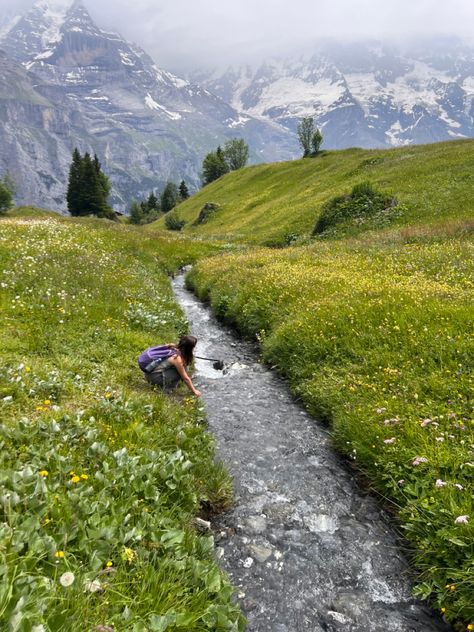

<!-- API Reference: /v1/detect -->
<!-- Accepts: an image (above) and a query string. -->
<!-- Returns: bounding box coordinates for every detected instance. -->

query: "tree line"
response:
[128,180,189,225]
[61,121,322,221]
[67,149,114,219]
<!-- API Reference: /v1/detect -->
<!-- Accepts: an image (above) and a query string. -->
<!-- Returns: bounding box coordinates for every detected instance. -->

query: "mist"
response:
[1,0,474,71]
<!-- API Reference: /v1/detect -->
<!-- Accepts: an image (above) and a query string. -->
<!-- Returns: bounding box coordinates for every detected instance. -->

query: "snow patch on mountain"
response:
[144,93,182,119]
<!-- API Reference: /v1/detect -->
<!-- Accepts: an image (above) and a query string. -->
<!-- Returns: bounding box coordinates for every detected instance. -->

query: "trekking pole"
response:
[195,355,225,370]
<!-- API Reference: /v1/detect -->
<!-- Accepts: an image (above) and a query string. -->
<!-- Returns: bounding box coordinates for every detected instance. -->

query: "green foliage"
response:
[202,146,229,185]
[0,216,243,630]
[311,129,323,155]
[187,234,474,627]
[147,191,160,211]
[179,180,190,201]
[224,138,249,171]
[297,117,314,157]
[66,149,114,219]
[165,212,186,231]
[168,140,474,245]
[0,175,13,215]
[129,200,144,225]
[161,182,179,213]
[194,203,221,226]
[313,181,397,234]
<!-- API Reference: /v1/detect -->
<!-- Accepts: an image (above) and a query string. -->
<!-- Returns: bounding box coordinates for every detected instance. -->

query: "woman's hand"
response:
[169,355,202,397]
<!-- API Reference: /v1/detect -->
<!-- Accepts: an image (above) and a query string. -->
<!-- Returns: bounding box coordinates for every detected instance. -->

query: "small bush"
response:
[194,203,220,226]
[165,212,186,231]
[314,182,396,234]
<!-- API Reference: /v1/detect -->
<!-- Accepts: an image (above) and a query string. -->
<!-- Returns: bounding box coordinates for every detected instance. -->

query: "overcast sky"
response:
[1,0,474,71]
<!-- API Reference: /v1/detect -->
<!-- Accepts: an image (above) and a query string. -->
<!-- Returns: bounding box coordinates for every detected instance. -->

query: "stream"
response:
[173,274,450,632]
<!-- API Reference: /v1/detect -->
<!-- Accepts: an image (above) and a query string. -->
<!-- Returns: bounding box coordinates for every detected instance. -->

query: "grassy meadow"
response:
[160,139,474,245]
[0,212,245,631]
[187,227,474,626]
[1,137,473,630]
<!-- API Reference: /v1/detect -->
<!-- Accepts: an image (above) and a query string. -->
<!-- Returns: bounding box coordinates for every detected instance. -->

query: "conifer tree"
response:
[0,176,13,215]
[67,148,84,216]
[66,149,113,218]
[0,178,12,215]
[161,182,179,213]
[147,191,159,210]
[179,180,189,200]
[129,200,144,225]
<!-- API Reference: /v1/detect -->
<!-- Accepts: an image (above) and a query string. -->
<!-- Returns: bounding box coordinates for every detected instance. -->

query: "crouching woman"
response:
[138,335,201,397]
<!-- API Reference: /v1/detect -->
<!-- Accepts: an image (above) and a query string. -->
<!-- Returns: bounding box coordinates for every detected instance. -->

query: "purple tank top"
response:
[138,345,177,371]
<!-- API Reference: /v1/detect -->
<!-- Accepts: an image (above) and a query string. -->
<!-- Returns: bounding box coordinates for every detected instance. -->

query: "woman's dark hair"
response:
[177,335,197,366]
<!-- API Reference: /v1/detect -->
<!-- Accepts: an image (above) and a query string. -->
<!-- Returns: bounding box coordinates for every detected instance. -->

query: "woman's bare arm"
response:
[168,355,201,397]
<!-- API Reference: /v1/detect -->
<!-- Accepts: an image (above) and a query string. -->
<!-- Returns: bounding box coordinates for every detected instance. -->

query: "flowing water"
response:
[173,274,450,632]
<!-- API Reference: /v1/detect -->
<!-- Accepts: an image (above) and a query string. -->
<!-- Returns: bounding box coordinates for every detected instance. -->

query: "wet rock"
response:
[242,557,254,568]
[245,516,267,533]
[249,544,273,563]
[304,514,340,534]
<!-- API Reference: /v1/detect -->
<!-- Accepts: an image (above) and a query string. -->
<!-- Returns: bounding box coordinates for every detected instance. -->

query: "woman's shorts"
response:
[144,366,181,391]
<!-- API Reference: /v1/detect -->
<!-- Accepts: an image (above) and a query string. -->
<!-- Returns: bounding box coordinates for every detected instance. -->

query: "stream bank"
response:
[173,274,450,632]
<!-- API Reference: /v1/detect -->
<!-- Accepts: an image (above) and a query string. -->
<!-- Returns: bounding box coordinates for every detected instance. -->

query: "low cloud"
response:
[2,0,474,71]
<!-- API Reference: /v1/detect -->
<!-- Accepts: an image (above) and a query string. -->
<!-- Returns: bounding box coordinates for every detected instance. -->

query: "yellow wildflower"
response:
[55,551,65,558]
[80,474,89,480]
[105,392,112,399]
[70,475,80,484]
[467,625,473,631]
[39,470,49,477]
[106,560,113,568]
[44,399,51,406]
[440,608,446,614]
[36,406,45,412]
[25,366,31,373]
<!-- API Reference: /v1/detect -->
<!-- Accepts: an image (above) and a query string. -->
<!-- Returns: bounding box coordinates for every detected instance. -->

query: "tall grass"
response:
[0,214,244,631]
[187,229,474,627]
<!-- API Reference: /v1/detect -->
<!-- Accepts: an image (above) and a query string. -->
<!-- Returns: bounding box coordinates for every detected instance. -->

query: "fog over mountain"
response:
[1,0,474,71]
[0,0,472,213]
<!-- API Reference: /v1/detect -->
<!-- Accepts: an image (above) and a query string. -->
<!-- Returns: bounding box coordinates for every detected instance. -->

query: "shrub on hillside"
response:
[165,211,185,231]
[313,182,397,234]
[194,202,221,226]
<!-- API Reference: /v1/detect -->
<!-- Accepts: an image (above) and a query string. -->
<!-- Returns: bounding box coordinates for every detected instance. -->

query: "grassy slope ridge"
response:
[184,140,474,627]
[0,214,245,631]
[163,139,474,244]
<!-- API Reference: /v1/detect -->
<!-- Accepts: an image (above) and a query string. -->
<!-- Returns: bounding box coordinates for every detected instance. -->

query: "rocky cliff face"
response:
[192,39,474,149]
[0,0,296,212]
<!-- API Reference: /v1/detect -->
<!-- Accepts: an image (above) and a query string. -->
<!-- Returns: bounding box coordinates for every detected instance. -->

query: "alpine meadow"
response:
[1,135,473,630]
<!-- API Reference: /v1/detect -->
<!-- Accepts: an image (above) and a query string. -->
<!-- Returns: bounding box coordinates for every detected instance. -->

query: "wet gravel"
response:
[173,274,451,632]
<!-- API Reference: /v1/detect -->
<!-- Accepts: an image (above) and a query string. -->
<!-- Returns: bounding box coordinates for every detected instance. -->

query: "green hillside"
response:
[161,139,474,244]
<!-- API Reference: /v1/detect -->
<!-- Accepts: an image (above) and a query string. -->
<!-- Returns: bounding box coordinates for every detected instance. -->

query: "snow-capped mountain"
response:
[192,39,474,149]
[0,0,296,211]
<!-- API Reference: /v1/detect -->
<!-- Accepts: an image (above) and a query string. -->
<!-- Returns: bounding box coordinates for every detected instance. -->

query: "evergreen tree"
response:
[129,200,144,225]
[0,176,13,215]
[161,182,179,213]
[202,146,229,185]
[311,129,323,156]
[224,138,249,170]
[179,180,189,200]
[67,148,84,216]
[297,117,314,158]
[147,191,159,211]
[67,149,114,218]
